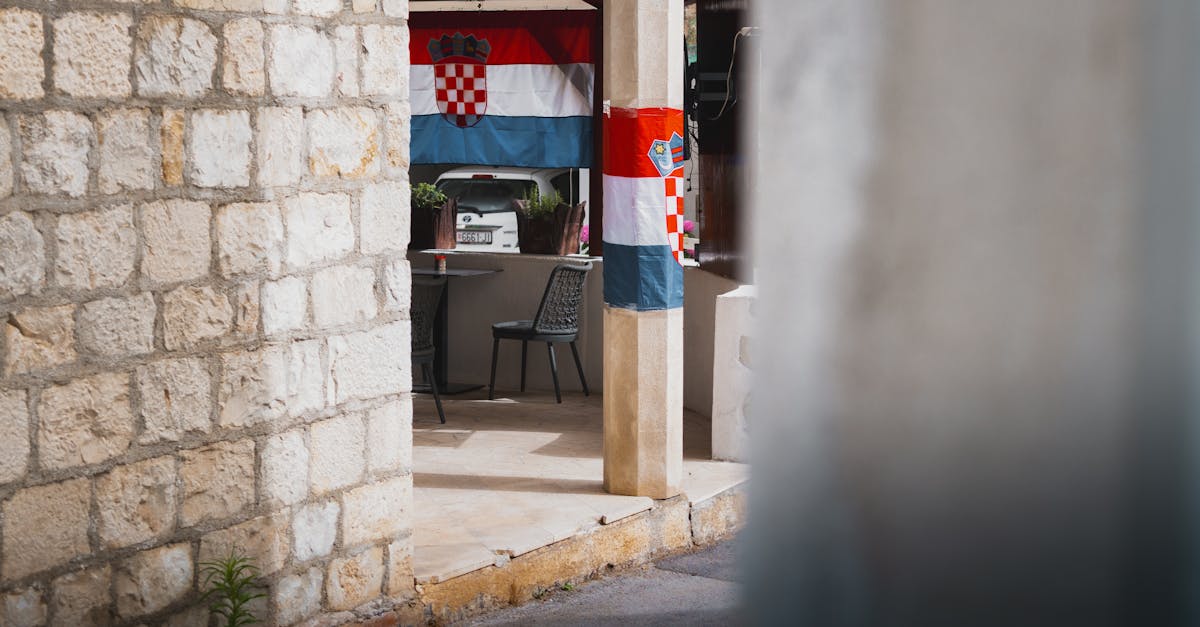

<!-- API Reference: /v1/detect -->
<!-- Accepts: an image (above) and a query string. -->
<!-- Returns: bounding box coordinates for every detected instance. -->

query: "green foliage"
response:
[531,581,576,601]
[200,550,266,627]
[518,186,564,220]
[412,182,447,212]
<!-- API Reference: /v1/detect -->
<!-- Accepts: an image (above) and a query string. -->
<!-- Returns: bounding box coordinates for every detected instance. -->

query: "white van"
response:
[435,166,589,253]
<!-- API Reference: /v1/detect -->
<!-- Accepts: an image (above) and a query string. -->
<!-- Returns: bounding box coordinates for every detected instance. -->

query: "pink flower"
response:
[580,224,590,244]
[683,219,696,235]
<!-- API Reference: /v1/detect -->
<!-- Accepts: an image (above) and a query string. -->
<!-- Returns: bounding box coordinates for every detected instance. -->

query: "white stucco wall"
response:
[682,266,740,419]
[710,284,755,462]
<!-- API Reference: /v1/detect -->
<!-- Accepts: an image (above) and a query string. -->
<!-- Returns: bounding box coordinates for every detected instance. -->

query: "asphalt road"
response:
[462,538,745,627]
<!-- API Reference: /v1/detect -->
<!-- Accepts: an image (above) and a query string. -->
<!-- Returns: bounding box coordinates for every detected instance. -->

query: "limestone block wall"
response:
[0,0,413,624]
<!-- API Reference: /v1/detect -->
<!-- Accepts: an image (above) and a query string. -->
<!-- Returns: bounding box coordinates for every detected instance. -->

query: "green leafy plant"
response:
[517,186,564,220]
[200,549,266,627]
[411,182,447,212]
[560,582,576,591]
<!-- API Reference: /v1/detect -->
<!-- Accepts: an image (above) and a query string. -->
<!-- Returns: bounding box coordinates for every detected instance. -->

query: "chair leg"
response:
[547,342,561,403]
[520,340,528,393]
[488,337,500,400]
[569,341,589,396]
[424,362,446,424]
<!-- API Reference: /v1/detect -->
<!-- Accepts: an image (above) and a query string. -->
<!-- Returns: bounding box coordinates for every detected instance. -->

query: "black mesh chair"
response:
[489,262,591,403]
[411,275,447,423]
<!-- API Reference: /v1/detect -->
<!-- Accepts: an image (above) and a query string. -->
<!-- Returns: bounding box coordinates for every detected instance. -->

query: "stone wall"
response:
[0,0,413,624]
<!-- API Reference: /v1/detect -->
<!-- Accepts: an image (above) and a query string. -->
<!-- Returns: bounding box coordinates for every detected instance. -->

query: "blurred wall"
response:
[746,1,1200,625]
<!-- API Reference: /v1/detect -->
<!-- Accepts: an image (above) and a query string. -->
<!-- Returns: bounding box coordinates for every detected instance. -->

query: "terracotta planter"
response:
[409,197,457,250]
[515,200,586,255]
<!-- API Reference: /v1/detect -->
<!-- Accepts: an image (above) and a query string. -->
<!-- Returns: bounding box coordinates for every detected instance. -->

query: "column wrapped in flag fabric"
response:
[409,11,595,168]
[602,107,686,310]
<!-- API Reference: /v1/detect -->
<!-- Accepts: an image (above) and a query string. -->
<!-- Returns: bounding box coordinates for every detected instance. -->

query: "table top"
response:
[411,267,502,277]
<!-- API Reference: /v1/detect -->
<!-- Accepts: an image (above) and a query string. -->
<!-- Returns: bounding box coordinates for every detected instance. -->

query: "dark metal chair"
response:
[411,275,446,423]
[489,262,591,403]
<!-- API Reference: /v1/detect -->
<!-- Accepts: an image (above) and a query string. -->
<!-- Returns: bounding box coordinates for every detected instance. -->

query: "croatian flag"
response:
[409,11,594,168]
[602,107,686,311]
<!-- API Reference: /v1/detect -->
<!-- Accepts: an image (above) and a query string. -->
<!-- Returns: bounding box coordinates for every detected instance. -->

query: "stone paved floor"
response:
[412,390,748,584]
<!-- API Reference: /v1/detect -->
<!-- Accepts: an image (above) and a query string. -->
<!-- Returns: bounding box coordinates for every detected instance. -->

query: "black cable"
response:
[702,30,744,122]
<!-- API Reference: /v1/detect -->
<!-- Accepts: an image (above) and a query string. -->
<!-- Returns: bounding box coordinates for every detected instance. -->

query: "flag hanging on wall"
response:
[409,10,595,168]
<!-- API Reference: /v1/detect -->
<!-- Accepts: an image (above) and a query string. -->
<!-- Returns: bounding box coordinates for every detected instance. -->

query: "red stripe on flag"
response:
[410,11,594,65]
[603,107,685,179]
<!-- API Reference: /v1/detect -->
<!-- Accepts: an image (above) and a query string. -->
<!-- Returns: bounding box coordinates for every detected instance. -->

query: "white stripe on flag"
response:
[602,174,672,247]
[410,63,594,118]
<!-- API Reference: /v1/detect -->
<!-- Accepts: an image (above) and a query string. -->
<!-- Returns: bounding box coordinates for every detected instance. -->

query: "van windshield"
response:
[437,178,536,214]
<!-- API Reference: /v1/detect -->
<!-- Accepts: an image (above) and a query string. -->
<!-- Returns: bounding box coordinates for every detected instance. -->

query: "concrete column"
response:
[601,0,686,498]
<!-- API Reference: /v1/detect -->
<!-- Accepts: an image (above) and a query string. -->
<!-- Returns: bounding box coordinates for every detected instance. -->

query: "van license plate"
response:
[457,230,492,244]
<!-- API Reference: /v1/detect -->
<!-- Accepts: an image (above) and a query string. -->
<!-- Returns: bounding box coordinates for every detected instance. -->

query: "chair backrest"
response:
[411,275,446,352]
[532,262,592,335]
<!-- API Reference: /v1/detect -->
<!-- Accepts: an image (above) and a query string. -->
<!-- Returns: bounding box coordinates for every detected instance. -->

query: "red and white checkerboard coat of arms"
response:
[665,175,685,263]
[648,132,687,264]
[428,33,491,128]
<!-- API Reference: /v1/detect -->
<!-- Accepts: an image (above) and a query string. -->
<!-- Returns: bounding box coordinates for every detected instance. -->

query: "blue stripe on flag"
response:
[411,115,592,168]
[602,243,683,311]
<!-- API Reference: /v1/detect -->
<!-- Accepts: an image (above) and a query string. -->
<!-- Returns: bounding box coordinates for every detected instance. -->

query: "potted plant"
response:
[409,182,457,250]
[514,187,586,256]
